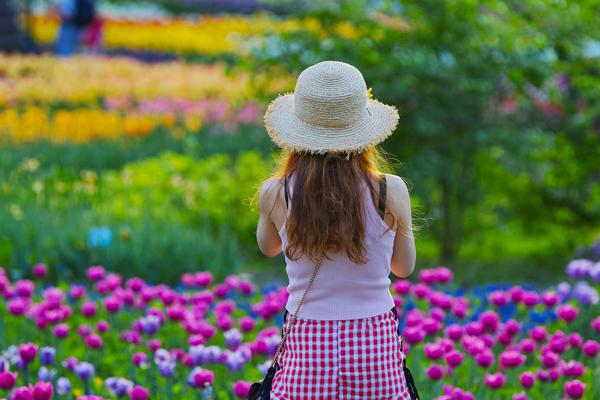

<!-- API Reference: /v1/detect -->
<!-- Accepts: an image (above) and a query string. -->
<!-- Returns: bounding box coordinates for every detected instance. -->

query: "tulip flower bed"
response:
[0,262,598,400]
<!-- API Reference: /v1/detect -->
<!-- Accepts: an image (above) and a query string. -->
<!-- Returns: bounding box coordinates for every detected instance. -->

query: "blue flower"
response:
[88,226,112,248]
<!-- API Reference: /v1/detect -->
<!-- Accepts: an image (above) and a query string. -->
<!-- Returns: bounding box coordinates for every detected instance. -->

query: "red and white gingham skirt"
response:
[270,309,412,400]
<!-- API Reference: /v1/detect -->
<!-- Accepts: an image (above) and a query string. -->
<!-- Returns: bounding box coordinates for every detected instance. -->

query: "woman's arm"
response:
[387,174,416,278]
[256,178,283,257]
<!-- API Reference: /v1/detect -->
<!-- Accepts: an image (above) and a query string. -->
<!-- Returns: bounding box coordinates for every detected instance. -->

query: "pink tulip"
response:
[435,267,453,283]
[7,298,28,315]
[444,350,464,367]
[564,380,586,399]
[129,386,149,400]
[484,372,505,389]
[504,320,521,336]
[592,316,600,333]
[522,291,538,307]
[541,291,559,307]
[0,371,17,390]
[53,323,70,339]
[562,360,585,378]
[513,393,527,400]
[15,280,35,297]
[193,369,215,387]
[85,334,103,349]
[479,311,500,333]
[32,263,48,279]
[520,338,536,354]
[557,304,579,323]
[239,316,255,332]
[96,320,110,333]
[541,351,560,368]
[530,326,547,342]
[86,266,105,281]
[423,343,444,360]
[445,324,464,341]
[508,286,524,302]
[490,291,508,307]
[475,350,494,367]
[519,371,535,388]
[81,302,97,318]
[499,350,525,369]
[19,343,37,363]
[426,364,444,381]
[11,386,32,400]
[232,381,252,398]
[581,340,599,357]
[392,280,411,295]
[32,382,53,400]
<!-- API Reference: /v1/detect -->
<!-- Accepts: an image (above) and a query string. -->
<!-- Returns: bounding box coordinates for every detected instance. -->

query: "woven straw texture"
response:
[265,61,399,155]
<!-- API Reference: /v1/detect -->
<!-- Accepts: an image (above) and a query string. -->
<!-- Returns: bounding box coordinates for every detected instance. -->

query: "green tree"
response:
[244,0,600,273]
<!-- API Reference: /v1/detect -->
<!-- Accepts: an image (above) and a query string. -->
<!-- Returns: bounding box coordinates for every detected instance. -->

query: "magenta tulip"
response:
[232,381,251,398]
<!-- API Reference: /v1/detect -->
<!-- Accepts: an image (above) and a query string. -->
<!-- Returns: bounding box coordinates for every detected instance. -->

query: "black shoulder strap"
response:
[378,175,386,219]
[284,176,289,209]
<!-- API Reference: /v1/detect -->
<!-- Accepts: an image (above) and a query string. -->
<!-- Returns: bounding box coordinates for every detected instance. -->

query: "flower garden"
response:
[2,0,600,399]
[0,258,598,399]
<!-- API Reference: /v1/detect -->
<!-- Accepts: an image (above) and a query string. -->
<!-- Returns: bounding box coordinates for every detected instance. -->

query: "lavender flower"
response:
[189,345,222,365]
[566,259,593,279]
[105,377,133,398]
[139,315,161,336]
[37,366,56,381]
[0,357,9,372]
[257,360,271,375]
[556,282,571,298]
[158,360,176,378]
[224,351,245,371]
[153,349,171,365]
[56,377,72,395]
[590,263,600,283]
[224,328,242,350]
[74,362,95,381]
[572,281,599,306]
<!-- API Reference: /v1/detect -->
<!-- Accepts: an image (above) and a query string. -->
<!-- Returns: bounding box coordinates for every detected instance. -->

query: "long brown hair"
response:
[258,145,409,265]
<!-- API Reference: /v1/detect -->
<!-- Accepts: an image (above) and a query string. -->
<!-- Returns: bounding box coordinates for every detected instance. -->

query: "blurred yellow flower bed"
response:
[0,107,187,143]
[0,54,291,106]
[0,55,293,143]
[30,14,359,55]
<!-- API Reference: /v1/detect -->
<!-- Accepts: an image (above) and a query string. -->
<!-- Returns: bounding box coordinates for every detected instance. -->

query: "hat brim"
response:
[264,93,399,155]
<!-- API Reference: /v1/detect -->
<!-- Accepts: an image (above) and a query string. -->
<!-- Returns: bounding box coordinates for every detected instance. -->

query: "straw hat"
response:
[264,60,399,156]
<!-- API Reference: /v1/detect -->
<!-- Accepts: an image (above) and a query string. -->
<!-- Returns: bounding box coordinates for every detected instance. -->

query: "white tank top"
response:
[278,173,396,320]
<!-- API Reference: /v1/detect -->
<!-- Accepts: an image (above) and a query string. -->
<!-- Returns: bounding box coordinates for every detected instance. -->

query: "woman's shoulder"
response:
[382,173,411,214]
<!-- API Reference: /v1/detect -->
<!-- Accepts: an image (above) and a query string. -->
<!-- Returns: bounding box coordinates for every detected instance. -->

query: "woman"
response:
[256,61,416,399]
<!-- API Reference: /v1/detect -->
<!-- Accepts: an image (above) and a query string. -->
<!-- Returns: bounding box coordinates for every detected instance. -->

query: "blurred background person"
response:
[81,13,104,55]
[52,0,96,56]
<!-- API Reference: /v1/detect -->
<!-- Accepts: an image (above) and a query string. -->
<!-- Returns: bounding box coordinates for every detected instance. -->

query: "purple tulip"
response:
[39,347,55,365]
[74,362,94,381]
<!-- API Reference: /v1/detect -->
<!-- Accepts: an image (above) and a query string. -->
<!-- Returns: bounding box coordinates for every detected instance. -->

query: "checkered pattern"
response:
[270,310,412,399]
